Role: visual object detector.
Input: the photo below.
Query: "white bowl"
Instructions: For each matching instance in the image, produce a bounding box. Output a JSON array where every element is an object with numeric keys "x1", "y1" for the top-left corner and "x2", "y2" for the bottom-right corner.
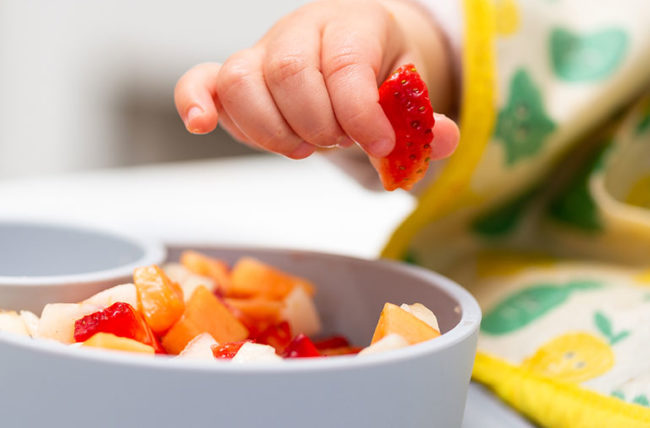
[
  {"x1": 0, "y1": 246, "x2": 480, "y2": 428},
  {"x1": 0, "y1": 221, "x2": 166, "y2": 312}
]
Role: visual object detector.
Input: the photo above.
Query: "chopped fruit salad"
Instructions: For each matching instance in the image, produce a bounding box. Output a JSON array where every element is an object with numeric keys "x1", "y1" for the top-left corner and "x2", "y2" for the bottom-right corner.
[{"x1": 0, "y1": 251, "x2": 441, "y2": 362}]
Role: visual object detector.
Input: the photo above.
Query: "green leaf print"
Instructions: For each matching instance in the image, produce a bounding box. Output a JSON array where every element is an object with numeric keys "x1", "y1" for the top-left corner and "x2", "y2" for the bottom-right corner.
[
  {"x1": 633, "y1": 395, "x2": 650, "y2": 407},
  {"x1": 636, "y1": 101, "x2": 650, "y2": 135},
  {"x1": 495, "y1": 69, "x2": 556, "y2": 165},
  {"x1": 481, "y1": 280, "x2": 602, "y2": 335},
  {"x1": 594, "y1": 311, "x2": 630, "y2": 345},
  {"x1": 402, "y1": 249, "x2": 419, "y2": 266},
  {"x1": 472, "y1": 187, "x2": 538, "y2": 237},
  {"x1": 547, "y1": 145, "x2": 606, "y2": 232},
  {"x1": 550, "y1": 28, "x2": 628, "y2": 82}
]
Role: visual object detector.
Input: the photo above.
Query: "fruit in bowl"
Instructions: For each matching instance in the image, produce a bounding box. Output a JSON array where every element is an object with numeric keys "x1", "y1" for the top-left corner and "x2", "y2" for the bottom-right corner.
[
  {"x1": 0, "y1": 246, "x2": 480, "y2": 428},
  {"x1": 0, "y1": 250, "x2": 442, "y2": 361}
]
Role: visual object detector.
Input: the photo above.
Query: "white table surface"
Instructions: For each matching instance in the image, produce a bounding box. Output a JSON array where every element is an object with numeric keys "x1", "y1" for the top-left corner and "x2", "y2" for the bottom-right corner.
[{"x1": 0, "y1": 155, "x2": 534, "y2": 428}]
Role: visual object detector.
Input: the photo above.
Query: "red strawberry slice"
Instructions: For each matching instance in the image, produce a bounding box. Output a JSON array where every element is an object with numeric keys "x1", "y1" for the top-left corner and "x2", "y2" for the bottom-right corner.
[
  {"x1": 74, "y1": 302, "x2": 164, "y2": 354},
  {"x1": 211, "y1": 340, "x2": 252, "y2": 359},
  {"x1": 370, "y1": 64, "x2": 435, "y2": 191},
  {"x1": 281, "y1": 334, "x2": 321, "y2": 358}
]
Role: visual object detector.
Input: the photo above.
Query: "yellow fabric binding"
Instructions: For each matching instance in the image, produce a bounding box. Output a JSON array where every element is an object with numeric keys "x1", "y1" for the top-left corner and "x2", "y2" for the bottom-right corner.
[
  {"x1": 381, "y1": 0, "x2": 497, "y2": 259},
  {"x1": 473, "y1": 352, "x2": 650, "y2": 428}
]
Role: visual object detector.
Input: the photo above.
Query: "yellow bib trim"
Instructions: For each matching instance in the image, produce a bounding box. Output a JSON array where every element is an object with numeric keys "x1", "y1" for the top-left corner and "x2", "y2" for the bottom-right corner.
[
  {"x1": 474, "y1": 352, "x2": 650, "y2": 428},
  {"x1": 381, "y1": 0, "x2": 498, "y2": 259}
]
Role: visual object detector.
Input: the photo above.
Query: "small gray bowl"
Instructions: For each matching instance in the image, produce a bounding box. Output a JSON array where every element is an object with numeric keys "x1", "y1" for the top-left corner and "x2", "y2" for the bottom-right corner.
[
  {"x1": 0, "y1": 246, "x2": 480, "y2": 428},
  {"x1": 0, "y1": 220, "x2": 166, "y2": 312}
]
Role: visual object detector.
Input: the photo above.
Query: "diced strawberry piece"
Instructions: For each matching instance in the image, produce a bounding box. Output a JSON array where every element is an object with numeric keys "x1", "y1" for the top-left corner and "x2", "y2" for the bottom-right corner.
[
  {"x1": 313, "y1": 335, "x2": 351, "y2": 351},
  {"x1": 211, "y1": 340, "x2": 252, "y2": 360},
  {"x1": 73, "y1": 302, "x2": 164, "y2": 354},
  {"x1": 254, "y1": 321, "x2": 292, "y2": 353},
  {"x1": 370, "y1": 64, "x2": 435, "y2": 191},
  {"x1": 281, "y1": 334, "x2": 321, "y2": 359}
]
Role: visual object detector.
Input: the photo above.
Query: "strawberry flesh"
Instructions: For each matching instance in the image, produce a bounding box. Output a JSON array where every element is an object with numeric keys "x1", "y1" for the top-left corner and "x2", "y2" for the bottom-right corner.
[
  {"x1": 254, "y1": 321, "x2": 292, "y2": 354},
  {"x1": 212, "y1": 340, "x2": 252, "y2": 359},
  {"x1": 74, "y1": 302, "x2": 164, "y2": 354},
  {"x1": 371, "y1": 64, "x2": 435, "y2": 191},
  {"x1": 281, "y1": 334, "x2": 321, "y2": 358}
]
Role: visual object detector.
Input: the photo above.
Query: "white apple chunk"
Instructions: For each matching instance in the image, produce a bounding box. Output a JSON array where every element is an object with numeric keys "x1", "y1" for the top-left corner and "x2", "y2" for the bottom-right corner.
[
  {"x1": 358, "y1": 334, "x2": 409, "y2": 356},
  {"x1": 0, "y1": 311, "x2": 30, "y2": 336},
  {"x1": 163, "y1": 263, "x2": 216, "y2": 301},
  {"x1": 37, "y1": 303, "x2": 102, "y2": 344},
  {"x1": 20, "y1": 310, "x2": 40, "y2": 337},
  {"x1": 178, "y1": 333, "x2": 219, "y2": 360},
  {"x1": 281, "y1": 286, "x2": 321, "y2": 337},
  {"x1": 400, "y1": 303, "x2": 439, "y2": 332},
  {"x1": 232, "y1": 342, "x2": 282, "y2": 363},
  {"x1": 83, "y1": 283, "x2": 138, "y2": 309}
]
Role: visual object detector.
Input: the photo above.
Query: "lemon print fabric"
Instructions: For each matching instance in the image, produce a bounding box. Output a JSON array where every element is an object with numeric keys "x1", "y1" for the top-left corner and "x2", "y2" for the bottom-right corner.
[
  {"x1": 522, "y1": 332, "x2": 614, "y2": 383},
  {"x1": 494, "y1": 69, "x2": 556, "y2": 166},
  {"x1": 494, "y1": 0, "x2": 519, "y2": 36},
  {"x1": 481, "y1": 280, "x2": 601, "y2": 335},
  {"x1": 550, "y1": 28, "x2": 628, "y2": 82}
]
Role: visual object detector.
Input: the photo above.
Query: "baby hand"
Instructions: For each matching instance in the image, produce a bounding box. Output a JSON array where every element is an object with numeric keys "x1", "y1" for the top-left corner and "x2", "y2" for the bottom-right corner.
[{"x1": 174, "y1": 0, "x2": 459, "y2": 160}]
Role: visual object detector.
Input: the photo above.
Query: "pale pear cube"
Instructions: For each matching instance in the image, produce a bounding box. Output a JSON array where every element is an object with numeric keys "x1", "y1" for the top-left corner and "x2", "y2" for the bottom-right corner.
[
  {"x1": 232, "y1": 342, "x2": 282, "y2": 363},
  {"x1": 358, "y1": 334, "x2": 409, "y2": 356},
  {"x1": 38, "y1": 303, "x2": 102, "y2": 344},
  {"x1": 83, "y1": 283, "x2": 137, "y2": 309},
  {"x1": 20, "y1": 310, "x2": 40, "y2": 337},
  {"x1": 0, "y1": 311, "x2": 29, "y2": 336},
  {"x1": 400, "y1": 303, "x2": 439, "y2": 332},
  {"x1": 178, "y1": 333, "x2": 219, "y2": 360},
  {"x1": 163, "y1": 263, "x2": 216, "y2": 301},
  {"x1": 281, "y1": 286, "x2": 321, "y2": 337}
]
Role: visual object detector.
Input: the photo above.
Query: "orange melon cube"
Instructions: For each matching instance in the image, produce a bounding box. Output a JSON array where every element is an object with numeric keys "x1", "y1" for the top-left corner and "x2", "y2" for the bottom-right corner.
[
  {"x1": 371, "y1": 303, "x2": 440, "y2": 345},
  {"x1": 161, "y1": 286, "x2": 249, "y2": 355},
  {"x1": 225, "y1": 298, "x2": 283, "y2": 324},
  {"x1": 180, "y1": 251, "x2": 231, "y2": 292},
  {"x1": 134, "y1": 265, "x2": 185, "y2": 334},
  {"x1": 82, "y1": 332, "x2": 155, "y2": 355},
  {"x1": 229, "y1": 257, "x2": 315, "y2": 300}
]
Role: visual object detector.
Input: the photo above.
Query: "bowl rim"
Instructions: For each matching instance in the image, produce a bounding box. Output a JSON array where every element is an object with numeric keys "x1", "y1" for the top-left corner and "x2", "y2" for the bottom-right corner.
[
  {"x1": 0, "y1": 220, "x2": 166, "y2": 286},
  {"x1": 0, "y1": 246, "x2": 481, "y2": 373}
]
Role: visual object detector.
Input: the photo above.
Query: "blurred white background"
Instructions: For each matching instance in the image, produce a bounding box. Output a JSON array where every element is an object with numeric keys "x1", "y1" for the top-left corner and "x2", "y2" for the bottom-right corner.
[{"x1": 0, "y1": 0, "x2": 310, "y2": 179}]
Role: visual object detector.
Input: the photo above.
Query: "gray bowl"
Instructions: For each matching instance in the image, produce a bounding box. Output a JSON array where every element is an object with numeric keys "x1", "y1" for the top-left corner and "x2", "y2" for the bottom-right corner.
[
  {"x1": 0, "y1": 246, "x2": 480, "y2": 428},
  {"x1": 0, "y1": 221, "x2": 166, "y2": 312}
]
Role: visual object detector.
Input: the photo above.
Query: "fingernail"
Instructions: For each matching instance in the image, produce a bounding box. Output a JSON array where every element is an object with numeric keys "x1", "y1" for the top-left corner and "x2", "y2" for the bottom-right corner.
[
  {"x1": 288, "y1": 142, "x2": 315, "y2": 159},
  {"x1": 336, "y1": 136, "x2": 355, "y2": 148},
  {"x1": 368, "y1": 139, "x2": 393, "y2": 157},
  {"x1": 185, "y1": 106, "x2": 203, "y2": 133}
]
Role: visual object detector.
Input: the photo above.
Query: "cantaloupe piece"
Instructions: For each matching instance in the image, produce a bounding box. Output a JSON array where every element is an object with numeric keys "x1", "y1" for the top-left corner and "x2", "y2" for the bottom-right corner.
[
  {"x1": 82, "y1": 332, "x2": 155, "y2": 355},
  {"x1": 371, "y1": 303, "x2": 440, "y2": 345},
  {"x1": 400, "y1": 303, "x2": 439, "y2": 331},
  {"x1": 180, "y1": 251, "x2": 231, "y2": 292},
  {"x1": 164, "y1": 263, "x2": 216, "y2": 300},
  {"x1": 161, "y1": 286, "x2": 248, "y2": 354},
  {"x1": 229, "y1": 257, "x2": 315, "y2": 300},
  {"x1": 134, "y1": 265, "x2": 185, "y2": 334},
  {"x1": 225, "y1": 297, "x2": 283, "y2": 324}
]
